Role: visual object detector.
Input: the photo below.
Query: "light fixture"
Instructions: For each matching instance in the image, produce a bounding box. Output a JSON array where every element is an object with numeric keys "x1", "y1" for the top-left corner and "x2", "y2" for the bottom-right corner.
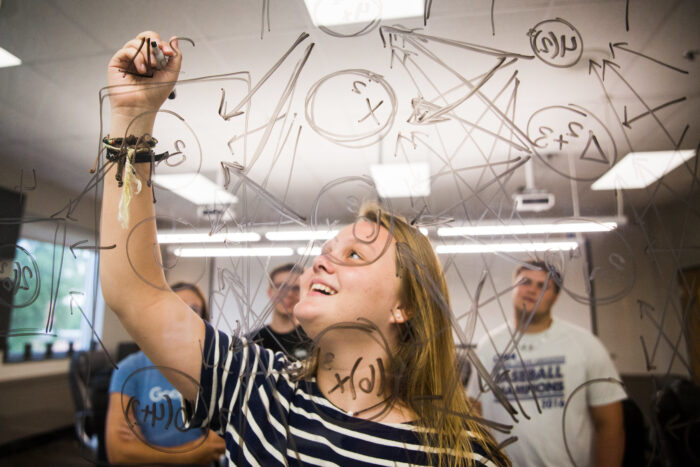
[
  {"x1": 303, "y1": 0, "x2": 424, "y2": 27},
  {"x1": 158, "y1": 232, "x2": 260, "y2": 244},
  {"x1": 435, "y1": 241, "x2": 579, "y2": 254},
  {"x1": 0, "y1": 46, "x2": 21, "y2": 68},
  {"x1": 265, "y1": 230, "x2": 338, "y2": 241},
  {"x1": 152, "y1": 173, "x2": 238, "y2": 205},
  {"x1": 437, "y1": 221, "x2": 618, "y2": 237},
  {"x1": 174, "y1": 247, "x2": 293, "y2": 257},
  {"x1": 592, "y1": 150, "x2": 697, "y2": 190},
  {"x1": 297, "y1": 246, "x2": 323, "y2": 256},
  {"x1": 370, "y1": 162, "x2": 431, "y2": 198}
]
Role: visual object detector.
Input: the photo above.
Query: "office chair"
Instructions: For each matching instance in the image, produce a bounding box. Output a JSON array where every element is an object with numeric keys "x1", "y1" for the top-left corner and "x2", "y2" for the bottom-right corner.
[{"x1": 68, "y1": 349, "x2": 113, "y2": 464}]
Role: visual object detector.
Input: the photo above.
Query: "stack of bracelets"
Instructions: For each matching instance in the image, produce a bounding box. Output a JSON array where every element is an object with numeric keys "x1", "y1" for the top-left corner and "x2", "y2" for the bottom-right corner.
[{"x1": 102, "y1": 134, "x2": 169, "y2": 187}]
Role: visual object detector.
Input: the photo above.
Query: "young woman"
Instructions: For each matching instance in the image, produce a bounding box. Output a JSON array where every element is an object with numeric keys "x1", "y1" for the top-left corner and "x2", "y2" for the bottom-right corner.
[
  {"x1": 101, "y1": 31, "x2": 508, "y2": 466},
  {"x1": 105, "y1": 282, "x2": 226, "y2": 465}
]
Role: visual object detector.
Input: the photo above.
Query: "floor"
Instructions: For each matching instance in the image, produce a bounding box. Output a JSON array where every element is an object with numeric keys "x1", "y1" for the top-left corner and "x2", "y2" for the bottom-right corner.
[{"x1": 0, "y1": 428, "x2": 96, "y2": 467}]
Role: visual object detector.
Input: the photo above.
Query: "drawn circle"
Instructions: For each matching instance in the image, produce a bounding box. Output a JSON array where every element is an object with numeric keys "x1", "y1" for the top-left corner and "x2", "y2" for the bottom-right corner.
[
  {"x1": 126, "y1": 216, "x2": 208, "y2": 291},
  {"x1": 307, "y1": 176, "x2": 396, "y2": 267},
  {"x1": 527, "y1": 104, "x2": 617, "y2": 181},
  {"x1": 305, "y1": 69, "x2": 397, "y2": 148},
  {"x1": 0, "y1": 244, "x2": 40, "y2": 308},
  {"x1": 562, "y1": 378, "x2": 625, "y2": 467},
  {"x1": 149, "y1": 109, "x2": 203, "y2": 191},
  {"x1": 314, "y1": 0, "x2": 381, "y2": 38},
  {"x1": 121, "y1": 365, "x2": 208, "y2": 452},
  {"x1": 541, "y1": 219, "x2": 635, "y2": 306},
  {"x1": 302, "y1": 319, "x2": 402, "y2": 426},
  {"x1": 528, "y1": 18, "x2": 583, "y2": 68}
]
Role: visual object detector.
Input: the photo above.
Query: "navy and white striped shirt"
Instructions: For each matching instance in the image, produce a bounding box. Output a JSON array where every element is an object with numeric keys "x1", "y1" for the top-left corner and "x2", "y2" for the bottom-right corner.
[{"x1": 186, "y1": 322, "x2": 498, "y2": 466}]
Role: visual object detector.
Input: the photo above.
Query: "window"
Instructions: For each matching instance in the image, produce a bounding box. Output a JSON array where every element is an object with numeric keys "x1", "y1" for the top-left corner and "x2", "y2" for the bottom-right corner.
[{"x1": 2, "y1": 236, "x2": 104, "y2": 362}]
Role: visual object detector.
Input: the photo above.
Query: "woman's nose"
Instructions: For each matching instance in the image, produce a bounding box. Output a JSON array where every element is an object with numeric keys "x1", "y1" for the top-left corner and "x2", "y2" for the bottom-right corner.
[{"x1": 312, "y1": 250, "x2": 335, "y2": 274}]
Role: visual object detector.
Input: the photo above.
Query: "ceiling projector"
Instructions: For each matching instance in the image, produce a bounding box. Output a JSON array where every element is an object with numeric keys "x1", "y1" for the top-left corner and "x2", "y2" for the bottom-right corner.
[{"x1": 513, "y1": 192, "x2": 555, "y2": 212}]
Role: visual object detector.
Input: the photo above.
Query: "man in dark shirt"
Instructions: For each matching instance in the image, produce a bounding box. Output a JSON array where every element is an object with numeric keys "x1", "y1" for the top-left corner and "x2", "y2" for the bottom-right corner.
[{"x1": 249, "y1": 263, "x2": 312, "y2": 360}]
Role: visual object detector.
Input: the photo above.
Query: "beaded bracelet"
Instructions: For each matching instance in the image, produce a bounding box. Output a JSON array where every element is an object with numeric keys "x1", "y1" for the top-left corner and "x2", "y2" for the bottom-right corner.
[
  {"x1": 100, "y1": 134, "x2": 167, "y2": 228},
  {"x1": 102, "y1": 135, "x2": 170, "y2": 164}
]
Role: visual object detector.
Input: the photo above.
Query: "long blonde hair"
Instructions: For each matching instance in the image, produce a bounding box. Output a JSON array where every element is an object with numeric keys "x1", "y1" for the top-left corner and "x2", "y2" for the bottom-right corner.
[{"x1": 359, "y1": 203, "x2": 508, "y2": 467}]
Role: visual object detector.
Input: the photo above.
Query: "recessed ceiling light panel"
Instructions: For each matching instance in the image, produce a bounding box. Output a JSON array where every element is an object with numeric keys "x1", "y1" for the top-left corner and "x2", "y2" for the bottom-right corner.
[
  {"x1": 0, "y1": 46, "x2": 21, "y2": 68},
  {"x1": 370, "y1": 162, "x2": 430, "y2": 198},
  {"x1": 592, "y1": 150, "x2": 696, "y2": 190},
  {"x1": 303, "y1": 0, "x2": 424, "y2": 27},
  {"x1": 152, "y1": 173, "x2": 237, "y2": 205}
]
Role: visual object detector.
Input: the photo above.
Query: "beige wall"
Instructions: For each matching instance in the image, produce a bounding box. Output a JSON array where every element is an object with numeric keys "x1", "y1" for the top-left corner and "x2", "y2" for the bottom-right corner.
[{"x1": 0, "y1": 161, "x2": 102, "y2": 442}]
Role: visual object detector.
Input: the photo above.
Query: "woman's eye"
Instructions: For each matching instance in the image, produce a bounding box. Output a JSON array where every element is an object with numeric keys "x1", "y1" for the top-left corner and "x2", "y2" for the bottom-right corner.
[{"x1": 349, "y1": 250, "x2": 361, "y2": 260}]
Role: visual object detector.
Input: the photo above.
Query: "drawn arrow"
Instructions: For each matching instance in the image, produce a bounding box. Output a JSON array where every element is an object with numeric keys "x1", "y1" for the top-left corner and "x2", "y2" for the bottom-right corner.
[
  {"x1": 70, "y1": 240, "x2": 116, "y2": 259},
  {"x1": 600, "y1": 59, "x2": 621, "y2": 81},
  {"x1": 590, "y1": 58, "x2": 685, "y2": 147},
  {"x1": 69, "y1": 292, "x2": 118, "y2": 369},
  {"x1": 588, "y1": 59, "x2": 601, "y2": 75},
  {"x1": 219, "y1": 33, "x2": 310, "y2": 120},
  {"x1": 602, "y1": 61, "x2": 684, "y2": 146},
  {"x1": 588, "y1": 59, "x2": 620, "y2": 81},
  {"x1": 394, "y1": 131, "x2": 429, "y2": 157},
  {"x1": 622, "y1": 96, "x2": 687, "y2": 128},
  {"x1": 220, "y1": 161, "x2": 306, "y2": 226},
  {"x1": 610, "y1": 42, "x2": 689, "y2": 74}
]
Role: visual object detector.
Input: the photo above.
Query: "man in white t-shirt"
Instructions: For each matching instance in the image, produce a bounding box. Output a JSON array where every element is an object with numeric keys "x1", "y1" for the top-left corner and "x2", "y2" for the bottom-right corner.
[{"x1": 473, "y1": 261, "x2": 626, "y2": 467}]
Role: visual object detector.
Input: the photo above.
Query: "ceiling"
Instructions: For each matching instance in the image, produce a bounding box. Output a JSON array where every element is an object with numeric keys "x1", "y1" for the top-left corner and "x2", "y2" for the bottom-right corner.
[{"x1": 0, "y1": 0, "x2": 698, "y2": 233}]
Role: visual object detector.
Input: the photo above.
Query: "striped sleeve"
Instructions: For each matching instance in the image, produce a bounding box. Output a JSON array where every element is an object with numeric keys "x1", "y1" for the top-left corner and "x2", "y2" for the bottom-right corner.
[
  {"x1": 184, "y1": 323, "x2": 294, "y2": 440},
  {"x1": 185, "y1": 321, "x2": 233, "y2": 432}
]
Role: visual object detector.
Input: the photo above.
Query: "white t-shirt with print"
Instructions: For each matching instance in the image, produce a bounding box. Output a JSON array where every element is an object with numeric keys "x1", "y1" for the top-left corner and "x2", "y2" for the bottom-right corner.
[{"x1": 473, "y1": 319, "x2": 626, "y2": 467}]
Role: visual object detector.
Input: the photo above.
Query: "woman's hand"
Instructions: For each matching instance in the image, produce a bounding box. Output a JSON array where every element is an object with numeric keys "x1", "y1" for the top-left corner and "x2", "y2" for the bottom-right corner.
[{"x1": 107, "y1": 30, "x2": 182, "y2": 121}]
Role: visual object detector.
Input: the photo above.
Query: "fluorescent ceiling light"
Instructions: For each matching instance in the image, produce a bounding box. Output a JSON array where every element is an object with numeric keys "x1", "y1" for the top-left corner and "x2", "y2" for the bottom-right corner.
[
  {"x1": 592, "y1": 150, "x2": 696, "y2": 190},
  {"x1": 297, "y1": 246, "x2": 323, "y2": 256},
  {"x1": 152, "y1": 173, "x2": 237, "y2": 205},
  {"x1": 266, "y1": 230, "x2": 338, "y2": 241},
  {"x1": 158, "y1": 232, "x2": 260, "y2": 244},
  {"x1": 371, "y1": 162, "x2": 430, "y2": 198},
  {"x1": 438, "y1": 222, "x2": 617, "y2": 237},
  {"x1": 174, "y1": 247, "x2": 293, "y2": 257},
  {"x1": 436, "y1": 241, "x2": 579, "y2": 254},
  {"x1": 303, "y1": 0, "x2": 424, "y2": 27},
  {"x1": 0, "y1": 46, "x2": 21, "y2": 68}
]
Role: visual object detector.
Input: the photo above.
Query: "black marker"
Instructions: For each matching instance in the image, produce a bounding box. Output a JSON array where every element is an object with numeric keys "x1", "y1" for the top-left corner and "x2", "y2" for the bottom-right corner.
[{"x1": 151, "y1": 40, "x2": 169, "y2": 70}]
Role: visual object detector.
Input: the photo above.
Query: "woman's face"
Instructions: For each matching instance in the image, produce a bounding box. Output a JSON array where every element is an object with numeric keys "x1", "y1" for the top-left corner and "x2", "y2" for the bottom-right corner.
[{"x1": 294, "y1": 220, "x2": 402, "y2": 340}]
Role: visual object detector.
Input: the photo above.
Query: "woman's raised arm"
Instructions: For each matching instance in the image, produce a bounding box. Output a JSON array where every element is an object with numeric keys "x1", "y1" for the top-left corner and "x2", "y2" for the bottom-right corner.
[{"x1": 100, "y1": 31, "x2": 204, "y2": 401}]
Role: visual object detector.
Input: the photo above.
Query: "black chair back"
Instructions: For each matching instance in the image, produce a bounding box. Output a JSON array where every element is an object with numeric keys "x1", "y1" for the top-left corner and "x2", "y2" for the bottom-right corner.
[{"x1": 68, "y1": 349, "x2": 113, "y2": 464}]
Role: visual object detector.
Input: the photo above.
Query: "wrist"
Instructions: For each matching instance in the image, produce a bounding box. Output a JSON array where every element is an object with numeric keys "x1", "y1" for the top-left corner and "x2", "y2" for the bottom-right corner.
[{"x1": 110, "y1": 108, "x2": 158, "y2": 136}]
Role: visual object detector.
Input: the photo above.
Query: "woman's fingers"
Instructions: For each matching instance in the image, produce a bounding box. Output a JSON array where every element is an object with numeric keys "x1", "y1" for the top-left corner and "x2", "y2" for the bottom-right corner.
[
  {"x1": 111, "y1": 42, "x2": 148, "y2": 75},
  {"x1": 116, "y1": 32, "x2": 165, "y2": 75}
]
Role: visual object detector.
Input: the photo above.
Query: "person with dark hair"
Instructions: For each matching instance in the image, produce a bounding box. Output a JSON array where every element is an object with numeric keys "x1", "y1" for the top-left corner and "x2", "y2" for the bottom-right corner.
[
  {"x1": 248, "y1": 263, "x2": 312, "y2": 360},
  {"x1": 472, "y1": 261, "x2": 627, "y2": 466},
  {"x1": 171, "y1": 282, "x2": 210, "y2": 322},
  {"x1": 651, "y1": 376, "x2": 700, "y2": 467},
  {"x1": 105, "y1": 283, "x2": 225, "y2": 465}
]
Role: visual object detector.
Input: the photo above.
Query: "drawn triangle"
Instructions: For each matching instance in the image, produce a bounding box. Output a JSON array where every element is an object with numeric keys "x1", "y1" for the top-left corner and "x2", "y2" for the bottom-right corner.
[{"x1": 579, "y1": 131, "x2": 609, "y2": 165}]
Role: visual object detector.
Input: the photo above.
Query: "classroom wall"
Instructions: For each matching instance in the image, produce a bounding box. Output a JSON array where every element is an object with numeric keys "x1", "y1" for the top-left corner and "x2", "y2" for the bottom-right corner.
[{"x1": 0, "y1": 162, "x2": 101, "y2": 444}]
